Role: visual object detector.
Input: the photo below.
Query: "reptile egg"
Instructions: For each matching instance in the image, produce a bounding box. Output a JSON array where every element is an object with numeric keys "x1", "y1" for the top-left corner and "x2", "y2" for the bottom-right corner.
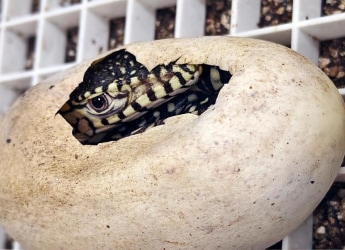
[{"x1": 0, "y1": 36, "x2": 344, "y2": 249}]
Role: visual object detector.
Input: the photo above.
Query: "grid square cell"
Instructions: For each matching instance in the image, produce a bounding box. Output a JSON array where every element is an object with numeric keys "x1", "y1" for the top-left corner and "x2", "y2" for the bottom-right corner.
[
  {"x1": 313, "y1": 182, "x2": 345, "y2": 249},
  {"x1": 155, "y1": 6, "x2": 176, "y2": 40},
  {"x1": 174, "y1": 0, "x2": 206, "y2": 38},
  {"x1": 6, "y1": 0, "x2": 39, "y2": 20},
  {"x1": 125, "y1": 0, "x2": 176, "y2": 43},
  {"x1": 0, "y1": 77, "x2": 31, "y2": 118},
  {"x1": 295, "y1": 0, "x2": 322, "y2": 21},
  {"x1": 232, "y1": 0, "x2": 293, "y2": 46},
  {"x1": 231, "y1": 0, "x2": 261, "y2": 33},
  {"x1": 1, "y1": 20, "x2": 37, "y2": 73},
  {"x1": 319, "y1": 37, "x2": 345, "y2": 88},
  {"x1": 81, "y1": 0, "x2": 126, "y2": 60},
  {"x1": 295, "y1": 14, "x2": 345, "y2": 76},
  {"x1": 258, "y1": 0, "x2": 293, "y2": 28},
  {"x1": 204, "y1": 0, "x2": 231, "y2": 36},
  {"x1": 108, "y1": 16, "x2": 125, "y2": 50},
  {"x1": 40, "y1": 10, "x2": 80, "y2": 67}
]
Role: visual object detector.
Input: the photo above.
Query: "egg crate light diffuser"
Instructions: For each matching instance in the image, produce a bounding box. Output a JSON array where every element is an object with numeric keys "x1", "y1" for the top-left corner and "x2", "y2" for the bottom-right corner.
[{"x1": 0, "y1": 0, "x2": 344, "y2": 249}]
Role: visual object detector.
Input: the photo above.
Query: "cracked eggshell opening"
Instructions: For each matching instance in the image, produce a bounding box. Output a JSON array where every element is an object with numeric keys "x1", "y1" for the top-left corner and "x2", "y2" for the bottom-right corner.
[{"x1": 0, "y1": 36, "x2": 345, "y2": 249}]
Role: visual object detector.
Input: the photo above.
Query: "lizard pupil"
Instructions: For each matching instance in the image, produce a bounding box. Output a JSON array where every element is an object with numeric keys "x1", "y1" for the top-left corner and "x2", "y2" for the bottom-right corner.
[{"x1": 90, "y1": 95, "x2": 108, "y2": 111}]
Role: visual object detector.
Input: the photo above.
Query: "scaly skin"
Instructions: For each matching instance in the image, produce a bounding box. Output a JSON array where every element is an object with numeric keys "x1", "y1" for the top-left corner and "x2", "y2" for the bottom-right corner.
[{"x1": 58, "y1": 49, "x2": 231, "y2": 144}]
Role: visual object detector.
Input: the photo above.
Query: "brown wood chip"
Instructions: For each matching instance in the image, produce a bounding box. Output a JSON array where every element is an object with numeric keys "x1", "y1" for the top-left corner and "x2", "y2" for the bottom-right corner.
[
  {"x1": 204, "y1": 0, "x2": 231, "y2": 36},
  {"x1": 258, "y1": 0, "x2": 293, "y2": 28},
  {"x1": 319, "y1": 37, "x2": 345, "y2": 88},
  {"x1": 313, "y1": 182, "x2": 345, "y2": 249},
  {"x1": 155, "y1": 6, "x2": 176, "y2": 40},
  {"x1": 322, "y1": 0, "x2": 345, "y2": 16}
]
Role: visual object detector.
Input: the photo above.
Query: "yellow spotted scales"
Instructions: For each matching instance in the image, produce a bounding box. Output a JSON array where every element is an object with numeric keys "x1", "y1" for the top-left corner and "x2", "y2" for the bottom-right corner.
[{"x1": 58, "y1": 49, "x2": 231, "y2": 144}]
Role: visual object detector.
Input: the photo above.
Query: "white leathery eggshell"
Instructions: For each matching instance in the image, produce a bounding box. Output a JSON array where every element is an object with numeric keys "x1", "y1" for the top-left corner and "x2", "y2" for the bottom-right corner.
[{"x1": 0, "y1": 36, "x2": 344, "y2": 249}]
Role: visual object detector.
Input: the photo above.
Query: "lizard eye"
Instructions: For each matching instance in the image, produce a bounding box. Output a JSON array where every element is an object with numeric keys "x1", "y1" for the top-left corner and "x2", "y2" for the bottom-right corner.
[{"x1": 88, "y1": 94, "x2": 109, "y2": 112}]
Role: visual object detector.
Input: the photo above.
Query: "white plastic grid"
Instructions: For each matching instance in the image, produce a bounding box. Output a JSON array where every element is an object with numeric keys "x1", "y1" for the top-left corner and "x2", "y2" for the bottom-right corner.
[{"x1": 0, "y1": 0, "x2": 344, "y2": 249}]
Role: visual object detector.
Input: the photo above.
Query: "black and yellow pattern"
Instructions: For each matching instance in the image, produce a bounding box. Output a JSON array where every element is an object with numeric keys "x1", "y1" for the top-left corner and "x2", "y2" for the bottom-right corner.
[{"x1": 58, "y1": 49, "x2": 231, "y2": 144}]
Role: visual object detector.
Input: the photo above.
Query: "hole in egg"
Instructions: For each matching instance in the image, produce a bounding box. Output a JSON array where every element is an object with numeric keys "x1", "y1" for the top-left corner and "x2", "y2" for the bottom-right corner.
[{"x1": 58, "y1": 50, "x2": 232, "y2": 145}]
